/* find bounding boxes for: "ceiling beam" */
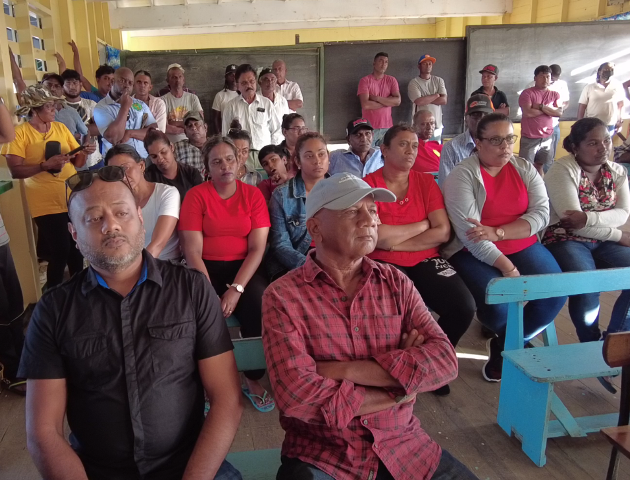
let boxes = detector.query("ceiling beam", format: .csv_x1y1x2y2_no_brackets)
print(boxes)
110,0,509,32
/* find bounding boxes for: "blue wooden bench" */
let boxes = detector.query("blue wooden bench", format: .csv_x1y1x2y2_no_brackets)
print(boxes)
486,267,630,467
226,337,281,479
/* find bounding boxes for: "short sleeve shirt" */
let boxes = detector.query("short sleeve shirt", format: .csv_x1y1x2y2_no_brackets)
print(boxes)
93,94,156,158
179,181,270,261
276,80,303,113
212,89,239,113
472,86,509,109
17,253,233,477
162,92,204,143
364,169,445,266
1,122,78,218
142,183,181,261
357,74,400,129
518,87,560,139
408,76,448,129
578,79,626,126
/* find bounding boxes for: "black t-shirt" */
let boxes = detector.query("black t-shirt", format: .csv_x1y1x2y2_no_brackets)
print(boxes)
472,86,509,109
18,252,233,479
145,162,204,202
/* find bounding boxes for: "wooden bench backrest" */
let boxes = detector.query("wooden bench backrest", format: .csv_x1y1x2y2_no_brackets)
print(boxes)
232,337,267,372
485,267,630,351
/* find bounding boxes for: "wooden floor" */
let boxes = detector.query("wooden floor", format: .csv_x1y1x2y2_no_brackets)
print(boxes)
2,292,630,480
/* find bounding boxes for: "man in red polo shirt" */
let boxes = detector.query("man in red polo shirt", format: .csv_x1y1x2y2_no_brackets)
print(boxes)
412,110,443,173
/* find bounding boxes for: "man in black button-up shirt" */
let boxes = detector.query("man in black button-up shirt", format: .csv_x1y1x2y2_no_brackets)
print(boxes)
19,177,243,480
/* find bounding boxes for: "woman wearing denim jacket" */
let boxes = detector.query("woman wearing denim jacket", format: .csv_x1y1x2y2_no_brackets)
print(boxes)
268,132,329,281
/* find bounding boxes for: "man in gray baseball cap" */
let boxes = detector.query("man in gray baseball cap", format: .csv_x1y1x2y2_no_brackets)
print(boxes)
262,172,475,480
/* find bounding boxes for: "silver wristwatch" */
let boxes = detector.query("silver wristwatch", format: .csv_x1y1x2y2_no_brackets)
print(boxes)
229,283,244,293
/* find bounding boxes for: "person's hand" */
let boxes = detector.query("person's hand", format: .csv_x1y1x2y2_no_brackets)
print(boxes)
466,218,500,243
560,210,588,230
619,231,630,248
502,267,520,278
68,40,79,53
82,139,97,156
418,219,431,233
615,119,623,132
221,287,241,317
399,329,425,350
42,154,70,172
53,52,64,64
119,130,132,145
119,93,133,112
499,103,507,108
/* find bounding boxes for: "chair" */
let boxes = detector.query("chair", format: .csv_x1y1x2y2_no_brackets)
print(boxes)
485,268,630,466
601,331,630,480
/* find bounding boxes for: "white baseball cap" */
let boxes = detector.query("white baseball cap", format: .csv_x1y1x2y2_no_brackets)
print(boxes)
167,63,185,73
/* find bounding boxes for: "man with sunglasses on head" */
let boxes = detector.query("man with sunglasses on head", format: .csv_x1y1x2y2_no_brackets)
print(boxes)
93,67,157,159
518,65,562,176
18,165,244,480
438,94,493,186
328,118,384,177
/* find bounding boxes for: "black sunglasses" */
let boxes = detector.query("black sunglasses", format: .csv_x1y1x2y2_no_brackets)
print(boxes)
65,166,132,206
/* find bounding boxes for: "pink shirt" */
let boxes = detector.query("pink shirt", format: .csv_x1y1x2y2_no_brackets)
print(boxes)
518,87,560,139
357,74,400,129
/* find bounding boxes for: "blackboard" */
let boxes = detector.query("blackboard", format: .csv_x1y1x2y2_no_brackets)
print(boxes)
323,39,467,142
466,22,630,120
122,46,321,132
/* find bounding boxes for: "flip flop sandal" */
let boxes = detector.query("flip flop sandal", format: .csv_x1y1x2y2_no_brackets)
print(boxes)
598,376,618,394
242,386,275,413
8,380,27,396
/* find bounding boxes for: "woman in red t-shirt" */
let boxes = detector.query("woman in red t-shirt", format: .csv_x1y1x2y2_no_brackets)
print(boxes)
365,124,475,396
178,136,274,412
442,113,566,383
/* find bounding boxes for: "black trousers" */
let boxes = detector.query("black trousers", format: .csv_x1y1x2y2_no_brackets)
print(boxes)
204,259,268,381
0,244,25,380
391,257,476,348
34,213,84,288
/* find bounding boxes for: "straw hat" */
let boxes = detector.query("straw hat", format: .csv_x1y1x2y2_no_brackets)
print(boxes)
16,85,66,118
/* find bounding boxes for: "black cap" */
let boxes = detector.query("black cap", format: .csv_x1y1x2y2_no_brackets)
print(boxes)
259,67,275,78
225,64,237,75
346,118,374,136
466,94,494,115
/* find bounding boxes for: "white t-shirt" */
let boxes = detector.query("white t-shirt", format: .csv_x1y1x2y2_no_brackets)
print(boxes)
578,79,626,126
142,183,181,261
275,80,303,113
162,92,204,143
212,89,239,113
408,76,448,129
66,97,102,167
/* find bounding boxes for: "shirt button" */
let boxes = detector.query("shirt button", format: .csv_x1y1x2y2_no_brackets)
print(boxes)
363,419,368,425
374,444,379,449
341,296,348,301
354,326,359,332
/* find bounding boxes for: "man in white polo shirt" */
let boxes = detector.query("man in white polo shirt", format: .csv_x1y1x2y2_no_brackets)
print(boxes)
408,54,448,142
272,59,303,112
578,62,626,133
211,64,239,135
161,64,204,144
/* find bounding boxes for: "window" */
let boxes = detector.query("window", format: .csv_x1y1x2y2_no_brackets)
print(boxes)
6,27,17,42
3,0,14,17
32,36,44,50
35,59,47,72
13,53,21,67
29,12,41,28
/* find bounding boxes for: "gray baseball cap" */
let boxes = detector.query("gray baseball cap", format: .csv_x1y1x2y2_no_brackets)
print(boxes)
306,173,396,220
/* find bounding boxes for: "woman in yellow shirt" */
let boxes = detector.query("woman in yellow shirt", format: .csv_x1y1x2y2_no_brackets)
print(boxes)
1,85,93,289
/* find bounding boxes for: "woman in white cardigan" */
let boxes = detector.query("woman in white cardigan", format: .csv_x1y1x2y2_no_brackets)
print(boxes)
544,117,630,347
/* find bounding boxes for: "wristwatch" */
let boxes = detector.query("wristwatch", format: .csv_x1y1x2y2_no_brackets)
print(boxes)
228,283,244,293
496,228,505,241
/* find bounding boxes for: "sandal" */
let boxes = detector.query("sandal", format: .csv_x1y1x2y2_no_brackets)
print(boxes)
8,380,27,396
598,376,618,394
242,386,275,413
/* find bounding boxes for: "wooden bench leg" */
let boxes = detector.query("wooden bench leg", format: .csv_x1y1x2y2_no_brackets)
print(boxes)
606,446,620,480
498,361,552,467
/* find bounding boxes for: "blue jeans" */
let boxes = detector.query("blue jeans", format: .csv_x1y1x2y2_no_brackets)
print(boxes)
372,128,388,147
449,242,567,340
277,450,478,480
545,240,630,342
547,124,561,172
215,460,243,480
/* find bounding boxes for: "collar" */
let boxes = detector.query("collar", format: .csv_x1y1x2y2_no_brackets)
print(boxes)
238,93,261,105
104,92,118,105
81,250,163,296
464,130,475,146
344,147,377,158
302,250,386,285
288,173,307,199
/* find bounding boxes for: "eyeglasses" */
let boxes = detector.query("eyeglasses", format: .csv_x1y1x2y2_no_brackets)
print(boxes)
66,166,131,205
479,134,519,146
288,126,308,133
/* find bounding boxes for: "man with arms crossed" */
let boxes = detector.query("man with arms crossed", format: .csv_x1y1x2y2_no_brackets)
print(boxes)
133,70,167,133
408,54,448,142
357,52,401,147
272,59,303,112
162,64,204,144
19,170,243,480
518,65,562,175
263,173,478,480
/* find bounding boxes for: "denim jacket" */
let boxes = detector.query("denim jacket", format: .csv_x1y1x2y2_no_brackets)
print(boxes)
267,173,312,279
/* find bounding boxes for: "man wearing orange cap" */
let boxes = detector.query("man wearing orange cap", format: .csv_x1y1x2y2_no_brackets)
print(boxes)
408,54,447,142
472,64,509,116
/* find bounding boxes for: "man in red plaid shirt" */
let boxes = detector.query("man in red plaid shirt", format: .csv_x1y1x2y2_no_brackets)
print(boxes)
262,173,478,480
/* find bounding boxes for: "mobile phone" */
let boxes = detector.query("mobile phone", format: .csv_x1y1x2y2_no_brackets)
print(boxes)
67,145,86,156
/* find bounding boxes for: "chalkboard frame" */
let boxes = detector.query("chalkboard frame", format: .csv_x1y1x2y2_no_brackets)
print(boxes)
121,43,325,132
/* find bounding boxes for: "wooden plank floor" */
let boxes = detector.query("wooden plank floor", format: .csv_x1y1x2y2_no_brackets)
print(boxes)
2,292,630,480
